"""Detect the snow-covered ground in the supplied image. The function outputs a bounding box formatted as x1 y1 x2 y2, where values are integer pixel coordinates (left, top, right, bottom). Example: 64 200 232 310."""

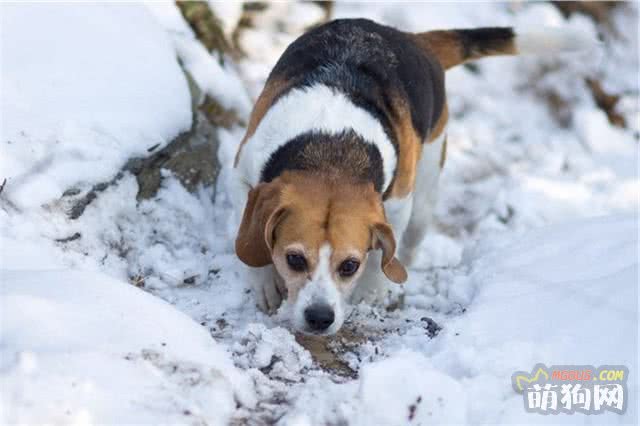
1 2 638 425
1 270 254 425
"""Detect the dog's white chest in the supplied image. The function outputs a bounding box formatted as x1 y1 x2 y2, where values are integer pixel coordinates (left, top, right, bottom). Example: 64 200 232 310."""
236 84 397 192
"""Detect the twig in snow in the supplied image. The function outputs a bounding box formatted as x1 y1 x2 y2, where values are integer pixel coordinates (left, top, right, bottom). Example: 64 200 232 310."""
54 232 81 243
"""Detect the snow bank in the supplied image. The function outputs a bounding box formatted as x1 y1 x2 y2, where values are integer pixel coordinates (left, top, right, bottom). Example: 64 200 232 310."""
354 351 467 425
0 269 254 425
0 3 192 208
400 215 638 424
280 215 637 425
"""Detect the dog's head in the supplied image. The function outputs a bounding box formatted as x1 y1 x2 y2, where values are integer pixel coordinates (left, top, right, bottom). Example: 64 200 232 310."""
235 171 407 335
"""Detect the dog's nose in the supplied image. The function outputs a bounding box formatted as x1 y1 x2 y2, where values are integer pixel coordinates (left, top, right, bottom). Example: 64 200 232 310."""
304 304 335 331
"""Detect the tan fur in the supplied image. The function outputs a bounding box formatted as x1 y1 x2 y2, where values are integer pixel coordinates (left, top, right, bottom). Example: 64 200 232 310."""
412 30 517 70
371 222 408 283
384 97 449 200
412 31 464 70
275 171 383 259
235 170 407 301
383 95 423 200
234 77 291 166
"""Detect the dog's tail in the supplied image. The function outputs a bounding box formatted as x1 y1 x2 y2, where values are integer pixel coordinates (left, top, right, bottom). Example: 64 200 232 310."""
414 27 598 70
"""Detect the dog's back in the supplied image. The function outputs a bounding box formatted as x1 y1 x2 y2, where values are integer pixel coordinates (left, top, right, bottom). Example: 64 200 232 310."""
235 18 594 199
269 19 446 145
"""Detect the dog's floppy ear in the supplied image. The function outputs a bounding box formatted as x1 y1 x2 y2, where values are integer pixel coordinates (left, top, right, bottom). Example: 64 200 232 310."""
235 181 287 267
371 222 407 283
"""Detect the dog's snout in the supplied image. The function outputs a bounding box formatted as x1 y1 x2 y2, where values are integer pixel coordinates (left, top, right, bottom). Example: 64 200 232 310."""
304 304 335 331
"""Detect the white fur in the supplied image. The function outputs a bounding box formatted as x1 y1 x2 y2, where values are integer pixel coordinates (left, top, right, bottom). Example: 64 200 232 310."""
292 244 345 335
398 132 445 266
236 84 397 192
515 27 599 55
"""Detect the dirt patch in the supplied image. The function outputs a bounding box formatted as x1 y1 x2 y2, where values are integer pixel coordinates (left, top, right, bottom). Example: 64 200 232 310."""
295 327 369 379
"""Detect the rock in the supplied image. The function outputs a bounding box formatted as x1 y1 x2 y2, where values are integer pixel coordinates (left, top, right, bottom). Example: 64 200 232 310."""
129 3 242 200
585 77 626 128
132 109 220 201
200 95 245 129
67 3 244 216
175 1 232 58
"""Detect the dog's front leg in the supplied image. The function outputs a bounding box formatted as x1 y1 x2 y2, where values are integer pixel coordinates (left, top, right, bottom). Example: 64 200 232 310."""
351 196 413 305
350 251 389 305
249 265 284 314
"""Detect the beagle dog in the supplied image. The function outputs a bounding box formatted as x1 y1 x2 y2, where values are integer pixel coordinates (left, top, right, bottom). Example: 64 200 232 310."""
233 18 592 335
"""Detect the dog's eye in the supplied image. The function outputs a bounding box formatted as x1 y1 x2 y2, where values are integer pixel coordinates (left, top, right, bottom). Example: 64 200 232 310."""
286 253 307 272
338 259 360 277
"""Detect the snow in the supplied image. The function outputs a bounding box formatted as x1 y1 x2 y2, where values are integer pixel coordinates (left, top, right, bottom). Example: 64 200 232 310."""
1 1 638 424
207 0 244 38
416 215 637 424
355 352 467 425
0 3 192 209
0 269 254 425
